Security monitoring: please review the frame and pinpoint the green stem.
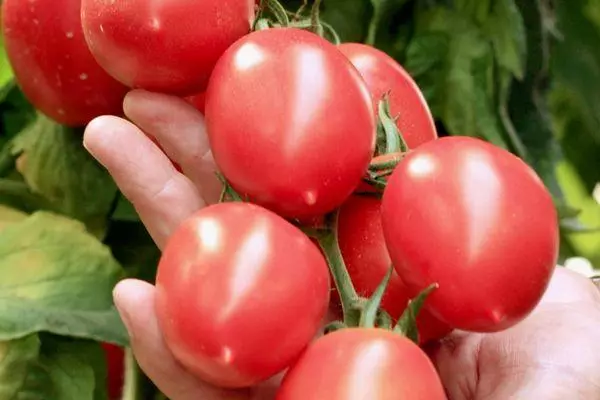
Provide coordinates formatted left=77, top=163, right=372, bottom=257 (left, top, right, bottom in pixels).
left=377, top=93, right=409, bottom=154
left=264, top=0, right=290, bottom=27
left=254, top=18, right=271, bottom=31
left=121, top=348, right=141, bottom=400
left=369, top=154, right=404, bottom=171
left=310, top=0, right=324, bottom=36
left=0, top=148, right=18, bottom=176
left=317, top=212, right=362, bottom=326
left=362, top=176, right=387, bottom=191
left=215, top=172, right=243, bottom=202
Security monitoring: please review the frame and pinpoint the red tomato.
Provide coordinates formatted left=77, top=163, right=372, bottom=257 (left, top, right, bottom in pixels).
left=155, top=202, right=331, bottom=388
left=339, top=43, right=437, bottom=149
left=185, top=92, right=206, bottom=114
left=337, top=195, right=451, bottom=343
left=1, top=0, right=128, bottom=126
left=205, top=28, right=376, bottom=219
left=276, top=328, right=446, bottom=400
left=81, top=0, right=256, bottom=95
left=102, top=343, right=125, bottom=400
left=381, top=136, right=559, bottom=332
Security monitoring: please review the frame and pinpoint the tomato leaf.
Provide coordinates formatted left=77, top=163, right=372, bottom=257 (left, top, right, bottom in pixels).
left=11, top=114, right=118, bottom=236
left=405, top=6, right=509, bottom=148
left=0, top=212, right=128, bottom=346
left=320, top=0, right=372, bottom=42
left=481, top=0, right=526, bottom=80
left=0, top=33, right=13, bottom=101
left=359, top=266, right=393, bottom=329
left=394, top=284, right=438, bottom=344
left=507, top=0, right=564, bottom=199
left=0, top=334, right=108, bottom=400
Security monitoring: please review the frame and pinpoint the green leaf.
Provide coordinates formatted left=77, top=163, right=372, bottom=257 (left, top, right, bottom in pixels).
left=394, top=284, right=438, bottom=344
left=0, top=334, right=108, bottom=400
left=552, top=0, right=600, bottom=144
left=0, top=204, right=27, bottom=231
left=481, top=0, right=527, bottom=80
left=508, top=0, right=564, bottom=199
left=0, top=30, right=13, bottom=99
left=11, top=114, right=118, bottom=233
left=320, top=0, right=372, bottom=42
left=0, top=212, right=128, bottom=345
left=405, top=7, right=508, bottom=148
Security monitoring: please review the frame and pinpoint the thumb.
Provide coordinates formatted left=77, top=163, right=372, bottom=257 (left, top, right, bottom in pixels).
left=113, top=279, right=252, bottom=400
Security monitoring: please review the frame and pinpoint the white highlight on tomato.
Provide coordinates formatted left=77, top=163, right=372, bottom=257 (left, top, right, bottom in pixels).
left=303, top=190, right=317, bottom=206
left=284, top=47, right=329, bottom=155
left=220, top=219, right=271, bottom=320
left=347, top=340, right=388, bottom=399
left=406, top=153, right=436, bottom=178
left=234, top=42, right=265, bottom=71
left=196, top=218, right=222, bottom=253
left=220, top=346, right=234, bottom=365
left=461, top=150, right=502, bottom=262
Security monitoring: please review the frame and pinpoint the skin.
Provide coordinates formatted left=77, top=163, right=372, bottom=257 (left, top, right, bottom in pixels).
left=83, top=90, right=600, bottom=400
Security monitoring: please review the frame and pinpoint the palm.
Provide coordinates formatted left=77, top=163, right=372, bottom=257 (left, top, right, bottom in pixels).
left=84, top=90, right=600, bottom=400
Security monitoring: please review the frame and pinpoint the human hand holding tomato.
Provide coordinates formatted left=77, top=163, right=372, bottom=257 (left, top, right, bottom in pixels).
left=83, top=91, right=600, bottom=400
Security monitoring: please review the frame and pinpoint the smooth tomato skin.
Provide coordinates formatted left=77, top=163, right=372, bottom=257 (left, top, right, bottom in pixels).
left=155, top=202, right=331, bottom=388
left=1, top=0, right=128, bottom=126
left=185, top=92, right=206, bottom=114
left=101, top=343, right=125, bottom=400
left=81, top=0, right=256, bottom=95
left=205, top=28, right=376, bottom=219
left=276, top=328, right=446, bottom=400
left=339, top=43, right=437, bottom=149
left=337, top=195, right=452, bottom=344
left=381, top=136, right=559, bottom=332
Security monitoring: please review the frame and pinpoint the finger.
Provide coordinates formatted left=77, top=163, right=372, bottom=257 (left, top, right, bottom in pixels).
left=84, top=116, right=204, bottom=248
left=123, top=90, right=222, bottom=205
left=425, top=332, right=480, bottom=400
left=540, top=267, right=600, bottom=305
left=113, top=280, right=252, bottom=400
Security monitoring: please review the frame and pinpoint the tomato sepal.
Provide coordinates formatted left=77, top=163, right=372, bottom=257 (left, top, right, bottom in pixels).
left=394, top=284, right=439, bottom=344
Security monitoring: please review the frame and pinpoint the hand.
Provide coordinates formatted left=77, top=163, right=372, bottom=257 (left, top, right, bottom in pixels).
left=84, top=90, right=600, bottom=400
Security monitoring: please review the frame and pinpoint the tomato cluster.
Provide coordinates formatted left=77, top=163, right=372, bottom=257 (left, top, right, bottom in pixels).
left=2, top=0, right=560, bottom=398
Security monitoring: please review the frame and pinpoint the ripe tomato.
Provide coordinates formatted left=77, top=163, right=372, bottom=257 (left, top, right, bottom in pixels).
left=102, top=343, right=125, bottom=400
left=81, top=0, right=256, bottom=96
left=339, top=43, right=437, bottom=149
left=1, top=0, right=128, bottom=126
left=381, top=136, right=559, bottom=332
left=185, top=92, right=206, bottom=114
left=276, top=328, right=446, bottom=400
left=337, top=195, right=451, bottom=343
left=205, top=28, right=376, bottom=219
left=155, top=202, right=331, bottom=388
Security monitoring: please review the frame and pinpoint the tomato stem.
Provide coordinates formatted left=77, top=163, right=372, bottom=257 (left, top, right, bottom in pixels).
left=377, top=93, right=409, bottom=155
left=369, top=153, right=405, bottom=171
left=310, top=0, right=324, bottom=37
left=359, top=266, right=393, bottom=328
left=393, top=283, right=438, bottom=343
left=120, top=348, right=142, bottom=400
left=261, top=0, right=290, bottom=27
left=215, top=172, right=243, bottom=202
left=317, top=211, right=362, bottom=325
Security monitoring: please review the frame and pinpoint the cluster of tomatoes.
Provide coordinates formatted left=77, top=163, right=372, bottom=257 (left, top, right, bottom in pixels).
left=2, top=0, right=561, bottom=398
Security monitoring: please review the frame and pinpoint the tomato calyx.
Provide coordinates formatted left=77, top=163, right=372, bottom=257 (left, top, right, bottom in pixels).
left=307, top=210, right=438, bottom=344
left=376, top=93, right=409, bottom=156
left=252, top=0, right=341, bottom=45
